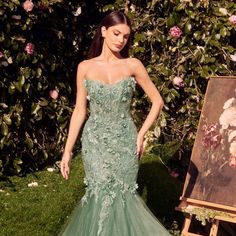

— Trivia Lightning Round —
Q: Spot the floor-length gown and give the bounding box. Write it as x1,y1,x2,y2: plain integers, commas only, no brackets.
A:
59,76,171,236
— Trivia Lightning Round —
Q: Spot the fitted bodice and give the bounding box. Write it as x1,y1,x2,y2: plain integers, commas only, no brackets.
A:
83,76,136,122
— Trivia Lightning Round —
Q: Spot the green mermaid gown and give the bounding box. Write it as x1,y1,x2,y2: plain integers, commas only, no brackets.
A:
59,76,171,236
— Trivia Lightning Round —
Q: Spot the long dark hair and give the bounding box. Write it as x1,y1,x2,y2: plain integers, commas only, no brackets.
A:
87,11,132,59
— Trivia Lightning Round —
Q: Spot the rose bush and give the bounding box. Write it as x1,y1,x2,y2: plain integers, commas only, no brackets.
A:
122,0,236,178
0,0,102,175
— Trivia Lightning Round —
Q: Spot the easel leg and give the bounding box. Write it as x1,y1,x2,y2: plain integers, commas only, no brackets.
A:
210,219,219,236
181,214,192,236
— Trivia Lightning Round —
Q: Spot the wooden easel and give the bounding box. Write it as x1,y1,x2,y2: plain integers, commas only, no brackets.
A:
176,197,236,236
175,76,236,236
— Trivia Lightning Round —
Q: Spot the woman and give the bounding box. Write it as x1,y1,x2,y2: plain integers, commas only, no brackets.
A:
60,11,170,236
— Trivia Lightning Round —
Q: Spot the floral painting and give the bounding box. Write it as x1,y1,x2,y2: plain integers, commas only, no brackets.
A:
183,77,236,208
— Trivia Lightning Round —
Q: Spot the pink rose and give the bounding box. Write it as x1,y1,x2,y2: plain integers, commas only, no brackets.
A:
169,26,182,38
0,51,4,58
24,43,35,55
229,15,236,25
22,0,34,12
229,156,236,168
49,89,59,99
172,76,184,87
170,171,179,178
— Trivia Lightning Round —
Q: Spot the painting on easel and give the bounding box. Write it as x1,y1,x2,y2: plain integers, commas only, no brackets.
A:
183,76,236,208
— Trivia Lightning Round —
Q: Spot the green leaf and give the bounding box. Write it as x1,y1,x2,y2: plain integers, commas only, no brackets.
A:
226,46,234,53
193,31,201,40
159,114,167,127
154,126,161,138
8,82,16,94
37,82,42,90
1,122,8,136
36,68,42,78
42,150,48,159
26,18,31,25
178,105,187,113
24,83,30,93
51,63,56,72
166,14,175,27
39,98,48,106
25,137,34,149
3,114,12,125
31,103,41,115
220,27,227,37
169,89,180,99
15,113,21,126
19,76,25,86
6,23,11,32
35,110,43,121
32,57,38,64
184,22,192,34
175,3,186,11
15,104,23,113
13,158,22,173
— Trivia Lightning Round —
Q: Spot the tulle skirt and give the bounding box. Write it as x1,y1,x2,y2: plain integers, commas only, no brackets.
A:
58,188,171,236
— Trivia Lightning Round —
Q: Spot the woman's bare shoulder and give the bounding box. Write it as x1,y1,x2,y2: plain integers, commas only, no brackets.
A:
127,57,144,69
77,59,97,74
78,59,95,68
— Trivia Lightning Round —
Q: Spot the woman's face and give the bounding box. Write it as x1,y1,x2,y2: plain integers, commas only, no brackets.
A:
101,24,130,53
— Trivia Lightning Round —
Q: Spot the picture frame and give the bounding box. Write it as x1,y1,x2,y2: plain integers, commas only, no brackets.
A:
182,76,236,209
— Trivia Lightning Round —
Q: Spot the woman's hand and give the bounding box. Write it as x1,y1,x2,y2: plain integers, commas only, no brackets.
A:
60,152,72,180
136,134,144,160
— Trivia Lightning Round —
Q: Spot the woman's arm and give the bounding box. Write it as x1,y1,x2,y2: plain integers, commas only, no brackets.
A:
130,58,164,158
61,61,88,179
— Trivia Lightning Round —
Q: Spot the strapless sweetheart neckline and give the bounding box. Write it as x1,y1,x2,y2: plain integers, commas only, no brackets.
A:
83,76,135,86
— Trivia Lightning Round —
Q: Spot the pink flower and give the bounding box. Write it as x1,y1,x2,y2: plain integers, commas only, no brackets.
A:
202,123,221,148
229,156,236,168
22,0,34,12
229,15,236,25
172,76,184,87
24,43,35,55
169,26,182,38
170,171,179,178
49,89,59,99
0,51,4,58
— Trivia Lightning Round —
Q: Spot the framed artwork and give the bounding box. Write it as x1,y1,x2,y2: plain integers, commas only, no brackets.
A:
182,76,236,208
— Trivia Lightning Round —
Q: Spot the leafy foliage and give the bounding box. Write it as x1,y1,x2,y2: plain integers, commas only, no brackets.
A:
126,0,236,176
0,0,105,175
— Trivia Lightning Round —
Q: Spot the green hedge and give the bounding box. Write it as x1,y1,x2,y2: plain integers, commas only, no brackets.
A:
128,0,236,176
0,0,102,175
